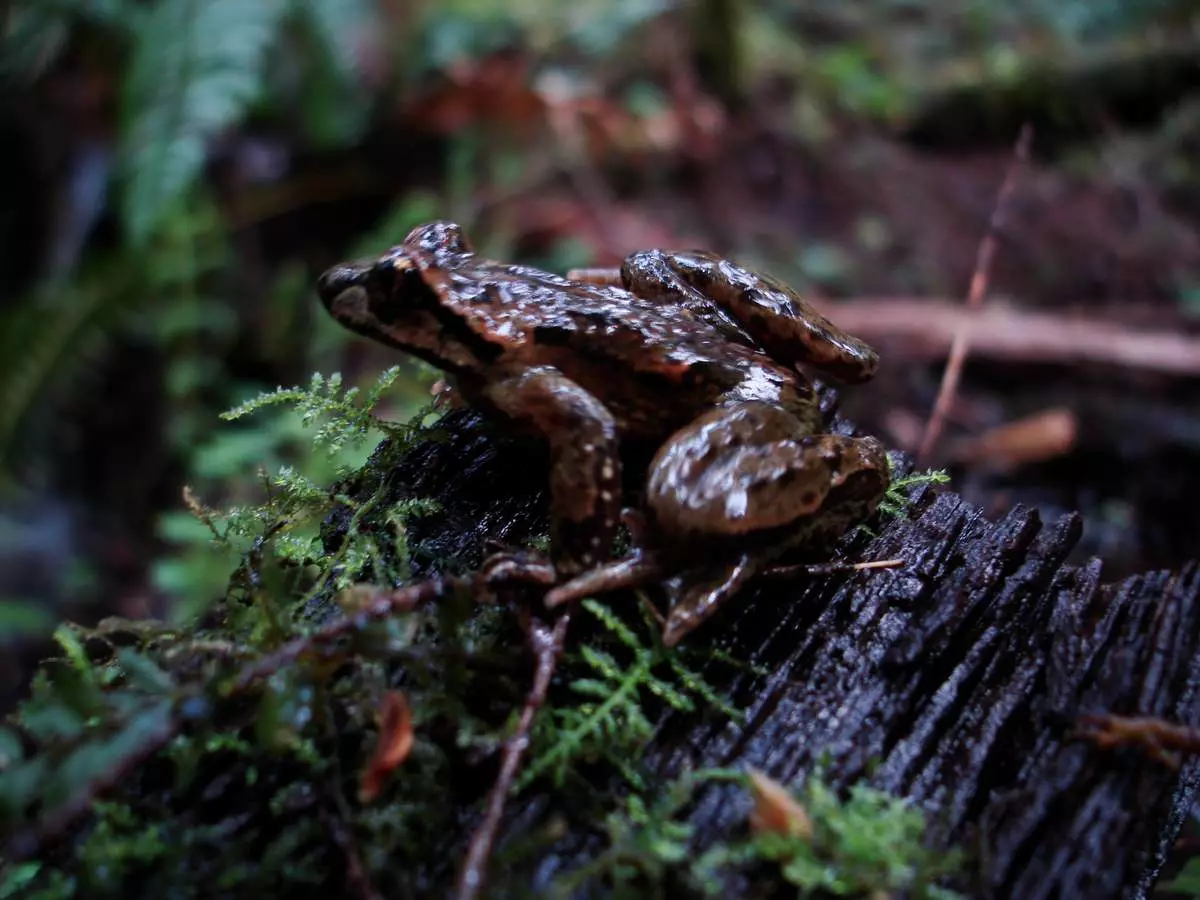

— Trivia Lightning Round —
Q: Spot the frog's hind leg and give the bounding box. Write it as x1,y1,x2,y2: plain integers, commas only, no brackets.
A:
646,402,890,548
544,551,760,647
480,366,622,577
622,249,878,383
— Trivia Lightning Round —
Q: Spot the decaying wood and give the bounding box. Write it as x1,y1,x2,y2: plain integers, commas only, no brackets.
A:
378,408,1200,898
8,406,1197,898
629,491,1200,898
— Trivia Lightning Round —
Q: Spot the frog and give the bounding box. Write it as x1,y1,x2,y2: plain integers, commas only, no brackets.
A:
317,221,890,643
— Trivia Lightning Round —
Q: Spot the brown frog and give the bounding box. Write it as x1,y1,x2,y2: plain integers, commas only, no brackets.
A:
317,221,889,643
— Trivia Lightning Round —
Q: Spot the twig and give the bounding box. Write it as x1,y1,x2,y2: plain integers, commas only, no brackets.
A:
454,610,573,900
807,298,1200,377
322,787,386,900
763,557,906,579
917,124,1033,465
226,578,464,694
946,407,1077,468
1071,712,1200,769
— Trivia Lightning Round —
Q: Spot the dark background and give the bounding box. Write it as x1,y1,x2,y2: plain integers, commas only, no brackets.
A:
1,0,1198,697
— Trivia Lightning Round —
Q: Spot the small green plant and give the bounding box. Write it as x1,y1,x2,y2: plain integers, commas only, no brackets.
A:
521,598,742,793
547,768,741,897
553,767,965,899
726,775,964,898
879,466,951,520
154,368,441,620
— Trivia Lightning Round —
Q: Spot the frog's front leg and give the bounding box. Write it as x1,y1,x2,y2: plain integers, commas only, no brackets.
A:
478,366,622,577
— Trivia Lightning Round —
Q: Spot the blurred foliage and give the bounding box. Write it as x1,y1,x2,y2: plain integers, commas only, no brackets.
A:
551,766,963,897
1,0,1197,894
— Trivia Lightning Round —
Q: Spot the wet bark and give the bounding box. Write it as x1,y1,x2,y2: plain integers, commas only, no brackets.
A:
376,407,1200,898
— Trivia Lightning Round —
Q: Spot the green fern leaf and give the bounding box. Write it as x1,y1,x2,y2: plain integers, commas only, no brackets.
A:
289,0,373,80
121,0,287,242
579,644,623,681
643,673,695,713
580,598,642,650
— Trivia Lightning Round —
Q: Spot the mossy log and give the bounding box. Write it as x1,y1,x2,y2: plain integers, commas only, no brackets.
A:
3,403,1198,898
353,405,1200,897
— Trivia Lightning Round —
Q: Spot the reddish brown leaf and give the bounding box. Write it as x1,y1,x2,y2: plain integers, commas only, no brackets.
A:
359,691,414,803
746,768,813,840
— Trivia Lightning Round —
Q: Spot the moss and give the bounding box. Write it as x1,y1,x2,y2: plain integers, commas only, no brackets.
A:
0,376,963,898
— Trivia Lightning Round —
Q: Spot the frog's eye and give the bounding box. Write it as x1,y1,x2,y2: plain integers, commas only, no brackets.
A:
369,251,419,292
405,220,472,255
367,253,436,311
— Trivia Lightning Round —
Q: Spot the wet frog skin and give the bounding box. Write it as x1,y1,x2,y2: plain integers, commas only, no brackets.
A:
318,221,889,639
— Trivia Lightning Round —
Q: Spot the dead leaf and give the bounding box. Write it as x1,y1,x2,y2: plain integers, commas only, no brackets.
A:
359,690,414,803
746,767,813,840
947,407,1078,469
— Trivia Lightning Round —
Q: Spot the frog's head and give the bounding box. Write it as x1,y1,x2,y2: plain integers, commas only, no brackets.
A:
318,220,473,318
316,221,481,373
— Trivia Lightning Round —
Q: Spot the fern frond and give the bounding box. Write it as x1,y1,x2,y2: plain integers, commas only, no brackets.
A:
579,597,642,650
121,0,287,242
519,599,742,793
0,271,134,477
221,367,408,460
878,467,950,520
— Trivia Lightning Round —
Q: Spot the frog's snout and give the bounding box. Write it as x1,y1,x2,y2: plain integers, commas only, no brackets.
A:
317,262,368,311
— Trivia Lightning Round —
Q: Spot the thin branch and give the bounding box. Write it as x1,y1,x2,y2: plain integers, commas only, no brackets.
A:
226,578,464,694
917,124,1033,465
454,610,573,900
809,298,1200,377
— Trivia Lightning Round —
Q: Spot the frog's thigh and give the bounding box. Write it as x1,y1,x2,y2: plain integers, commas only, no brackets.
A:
647,411,886,540
480,367,621,575
625,250,877,384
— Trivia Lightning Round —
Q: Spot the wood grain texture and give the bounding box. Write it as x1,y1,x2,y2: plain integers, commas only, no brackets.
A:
358,406,1200,898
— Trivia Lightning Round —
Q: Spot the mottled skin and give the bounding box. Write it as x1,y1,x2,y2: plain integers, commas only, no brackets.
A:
318,221,889,641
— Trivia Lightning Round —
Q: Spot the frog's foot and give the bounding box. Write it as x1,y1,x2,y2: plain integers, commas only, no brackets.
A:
546,550,765,646
544,550,666,608
660,554,760,646
476,550,557,597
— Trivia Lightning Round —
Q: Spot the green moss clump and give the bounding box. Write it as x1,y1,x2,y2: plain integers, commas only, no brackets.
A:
0,374,962,898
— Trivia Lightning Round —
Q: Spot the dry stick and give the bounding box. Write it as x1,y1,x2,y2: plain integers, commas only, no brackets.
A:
916,124,1033,466
227,577,464,694
321,796,387,900
814,299,1200,377
763,557,906,580
455,610,573,900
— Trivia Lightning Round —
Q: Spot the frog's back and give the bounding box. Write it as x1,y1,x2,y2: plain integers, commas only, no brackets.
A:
432,259,808,439
435,259,759,369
